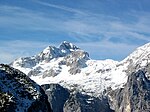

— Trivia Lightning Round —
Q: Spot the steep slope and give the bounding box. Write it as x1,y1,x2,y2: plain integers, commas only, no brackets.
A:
0,64,52,112
10,41,150,111
122,43,150,67
108,69,150,112
120,43,150,73
41,84,70,112
42,83,113,112
11,41,122,96
10,41,81,74
63,92,114,112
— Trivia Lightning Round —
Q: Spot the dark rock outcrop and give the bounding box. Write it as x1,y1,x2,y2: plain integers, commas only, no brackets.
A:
64,92,114,112
109,69,150,112
41,83,114,112
0,64,52,112
42,84,70,112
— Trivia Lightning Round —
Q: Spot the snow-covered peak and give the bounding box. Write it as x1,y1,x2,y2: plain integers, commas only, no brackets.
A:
37,46,62,62
59,41,80,54
121,42,150,68
10,41,83,73
42,46,56,54
11,42,150,97
36,41,80,62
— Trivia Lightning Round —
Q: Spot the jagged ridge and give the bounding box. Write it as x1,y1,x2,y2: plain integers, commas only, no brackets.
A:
0,64,52,112
10,41,150,112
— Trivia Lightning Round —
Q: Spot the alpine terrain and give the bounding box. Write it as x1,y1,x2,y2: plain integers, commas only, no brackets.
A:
10,41,150,112
0,64,52,112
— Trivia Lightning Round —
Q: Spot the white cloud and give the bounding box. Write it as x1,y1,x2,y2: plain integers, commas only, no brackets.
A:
0,4,150,43
0,40,56,64
0,40,140,64
0,52,16,64
0,3,150,63
0,5,65,32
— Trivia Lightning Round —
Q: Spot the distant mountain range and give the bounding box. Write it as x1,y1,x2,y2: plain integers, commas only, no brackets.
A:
1,41,150,112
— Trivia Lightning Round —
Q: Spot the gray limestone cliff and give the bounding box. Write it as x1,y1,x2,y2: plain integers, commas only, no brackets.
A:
42,84,70,112
42,83,113,112
63,92,114,112
108,69,150,112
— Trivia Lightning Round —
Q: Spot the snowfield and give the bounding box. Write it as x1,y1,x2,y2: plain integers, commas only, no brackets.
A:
11,41,150,96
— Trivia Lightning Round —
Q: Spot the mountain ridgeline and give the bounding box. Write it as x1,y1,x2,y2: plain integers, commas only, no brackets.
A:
0,64,52,112
3,41,150,111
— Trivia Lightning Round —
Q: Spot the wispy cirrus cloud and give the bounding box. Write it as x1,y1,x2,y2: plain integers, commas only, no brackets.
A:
0,3,150,43
0,5,64,31
75,41,139,61
0,1,150,63
0,40,54,63
0,39,139,64
36,0,86,15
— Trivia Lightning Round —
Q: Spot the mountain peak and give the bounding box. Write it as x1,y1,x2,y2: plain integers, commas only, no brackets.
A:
37,45,62,62
38,41,80,62
122,42,150,68
59,41,80,54
42,46,55,54
10,41,84,70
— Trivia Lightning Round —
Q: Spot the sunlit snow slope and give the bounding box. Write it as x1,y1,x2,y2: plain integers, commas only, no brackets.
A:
10,41,150,96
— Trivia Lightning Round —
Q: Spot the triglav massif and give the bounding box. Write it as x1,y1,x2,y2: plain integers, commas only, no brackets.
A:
1,41,150,112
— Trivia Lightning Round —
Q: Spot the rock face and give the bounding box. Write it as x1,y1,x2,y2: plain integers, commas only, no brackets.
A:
59,41,80,55
10,41,83,70
62,50,89,75
108,69,150,112
42,84,113,112
0,64,52,112
10,42,150,112
64,92,114,112
42,84,70,112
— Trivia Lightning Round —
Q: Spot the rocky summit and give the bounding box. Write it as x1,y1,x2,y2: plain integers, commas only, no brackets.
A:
9,41,150,112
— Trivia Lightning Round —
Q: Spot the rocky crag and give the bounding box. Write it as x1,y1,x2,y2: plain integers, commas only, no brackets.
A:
0,64,52,112
10,41,150,112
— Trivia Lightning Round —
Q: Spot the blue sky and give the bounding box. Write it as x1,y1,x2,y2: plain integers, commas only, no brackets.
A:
0,0,150,63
